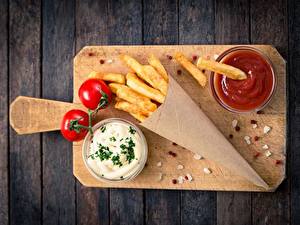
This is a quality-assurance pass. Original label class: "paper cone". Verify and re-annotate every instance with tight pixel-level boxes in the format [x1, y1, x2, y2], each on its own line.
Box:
[141, 76, 268, 189]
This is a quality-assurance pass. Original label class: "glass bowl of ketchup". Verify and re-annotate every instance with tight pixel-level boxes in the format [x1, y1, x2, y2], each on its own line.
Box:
[210, 46, 276, 113]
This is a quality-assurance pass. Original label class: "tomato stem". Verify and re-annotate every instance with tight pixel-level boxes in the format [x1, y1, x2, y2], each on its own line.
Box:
[93, 90, 109, 116]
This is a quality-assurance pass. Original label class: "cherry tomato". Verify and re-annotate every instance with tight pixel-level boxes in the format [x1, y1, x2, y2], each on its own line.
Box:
[78, 79, 112, 110]
[61, 109, 90, 142]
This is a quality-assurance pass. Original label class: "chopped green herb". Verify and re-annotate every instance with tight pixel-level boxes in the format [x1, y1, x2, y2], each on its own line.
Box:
[120, 137, 136, 163]
[89, 143, 112, 161]
[120, 176, 124, 179]
[101, 174, 104, 177]
[110, 136, 116, 142]
[120, 138, 123, 142]
[111, 154, 123, 167]
[129, 126, 136, 134]
[100, 126, 106, 133]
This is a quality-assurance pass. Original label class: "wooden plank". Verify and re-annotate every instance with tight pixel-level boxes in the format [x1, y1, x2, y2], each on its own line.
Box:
[250, 0, 290, 224]
[215, 1, 252, 225]
[289, 0, 300, 224]
[179, 1, 216, 225]
[42, 0, 75, 225]
[0, 0, 8, 224]
[9, 1, 42, 225]
[143, 1, 180, 225]
[73, 45, 286, 191]
[75, 1, 110, 225]
[215, 0, 250, 44]
[107, 1, 144, 224]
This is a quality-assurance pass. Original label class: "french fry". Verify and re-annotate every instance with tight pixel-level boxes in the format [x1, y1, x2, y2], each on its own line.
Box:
[174, 52, 207, 87]
[126, 73, 165, 103]
[196, 57, 247, 80]
[115, 100, 152, 117]
[88, 71, 125, 84]
[116, 85, 157, 112]
[129, 112, 147, 122]
[120, 54, 155, 87]
[148, 54, 169, 81]
[142, 65, 168, 95]
[108, 83, 124, 94]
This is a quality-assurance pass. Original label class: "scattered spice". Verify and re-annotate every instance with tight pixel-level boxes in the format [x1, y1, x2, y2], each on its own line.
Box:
[186, 173, 193, 181]
[257, 110, 264, 114]
[167, 55, 173, 60]
[203, 168, 212, 174]
[251, 120, 257, 124]
[244, 136, 251, 145]
[184, 175, 189, 180]
[193, 154, 203, 160]
[172, 142, 178, 146]
[172, 179, 177, 184]
[263, 126, 271, 134]
[88, 52, 94, 56]
[99, 59, 105, 64]
[156, 161, 162, 167]
[232, 119, 238, 128]
[254, 136, 259, 141]
[235, 126, 241, 132]
[177, 164, 184, 170]
[265, 150, 272, 157]
[254, 152, 261, 158]
[229, 134, 233, 139]
[262, 144, 269, 150]
[157, 172, 163, 181]
[202, 69, 206, 73]
[275, 159, 282, 165]
[192, 55, 198, 61]
[177, 69, 182, 75]
[252, 124, 258, 129]
[106, 59, 113, 64]
[168, 151, 177, 157]
[178, 176, 184, 184]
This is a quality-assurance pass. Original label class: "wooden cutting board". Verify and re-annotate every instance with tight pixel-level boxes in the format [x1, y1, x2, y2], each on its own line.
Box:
[10, 45, 286, 191]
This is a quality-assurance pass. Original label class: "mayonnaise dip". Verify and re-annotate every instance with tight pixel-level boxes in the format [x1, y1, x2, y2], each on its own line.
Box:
[86, 120, 146, 180]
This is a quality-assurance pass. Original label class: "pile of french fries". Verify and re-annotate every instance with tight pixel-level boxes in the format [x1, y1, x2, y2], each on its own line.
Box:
[88, 51, 247, 122]
[88, 54, 168, 122]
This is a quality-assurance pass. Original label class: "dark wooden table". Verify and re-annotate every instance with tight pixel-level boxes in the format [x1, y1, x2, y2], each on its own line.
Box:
[0, 0, 298, 224]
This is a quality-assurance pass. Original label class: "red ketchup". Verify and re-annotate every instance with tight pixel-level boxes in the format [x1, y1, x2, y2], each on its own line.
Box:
[212, 49, 275, 112]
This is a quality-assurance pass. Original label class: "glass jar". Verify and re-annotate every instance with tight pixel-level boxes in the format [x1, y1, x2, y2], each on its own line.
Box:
[82, 118, 148, 183]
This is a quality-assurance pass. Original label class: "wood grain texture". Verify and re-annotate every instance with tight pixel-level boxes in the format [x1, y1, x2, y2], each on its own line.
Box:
[250, 1, 290, 224]
[73, 45, 286, 192]
[75, 1, 110, 225]
[106, 1, 144, 224]
[215, 1, 251, 225]
[42, 0, 76, 224]
[9, 1, 42, 225]
[179, 1, 216, 225]
[215, 0, 249, 44]
[289, 0, 300, 224]
[0, 0, 8, 224]
[143, 1, 180, 225]
[10, 97, 77, 134]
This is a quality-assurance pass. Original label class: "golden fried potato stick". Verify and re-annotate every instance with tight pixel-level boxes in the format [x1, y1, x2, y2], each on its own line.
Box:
[129, 112, 147, 122]
[148, 54, 169, 82]
[120, 54, 155, 87]
[126, 73, 165, 103]
[115, 100, 152, 117]
[174, 52, 207, 87]
[116, 85, 157, 112]
[196, 57, 247, 80]
[142, 65, 168, 95]
[88, 71, 125, 84]
[108, 83, 125, 94]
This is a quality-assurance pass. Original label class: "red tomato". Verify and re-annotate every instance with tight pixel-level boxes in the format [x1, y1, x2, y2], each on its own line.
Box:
[61, 109, 89, 142]
[78, 79, 112, 110]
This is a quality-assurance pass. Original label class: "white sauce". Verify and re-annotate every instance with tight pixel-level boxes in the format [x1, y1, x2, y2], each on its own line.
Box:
[87, 121, 143, 180]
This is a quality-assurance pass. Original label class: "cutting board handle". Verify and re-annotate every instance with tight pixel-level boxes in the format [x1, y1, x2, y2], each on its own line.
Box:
[10, 96, 81, 134]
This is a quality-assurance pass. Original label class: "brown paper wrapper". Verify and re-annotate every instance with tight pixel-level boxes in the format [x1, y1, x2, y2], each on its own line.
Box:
[141, 76, 268, 189]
